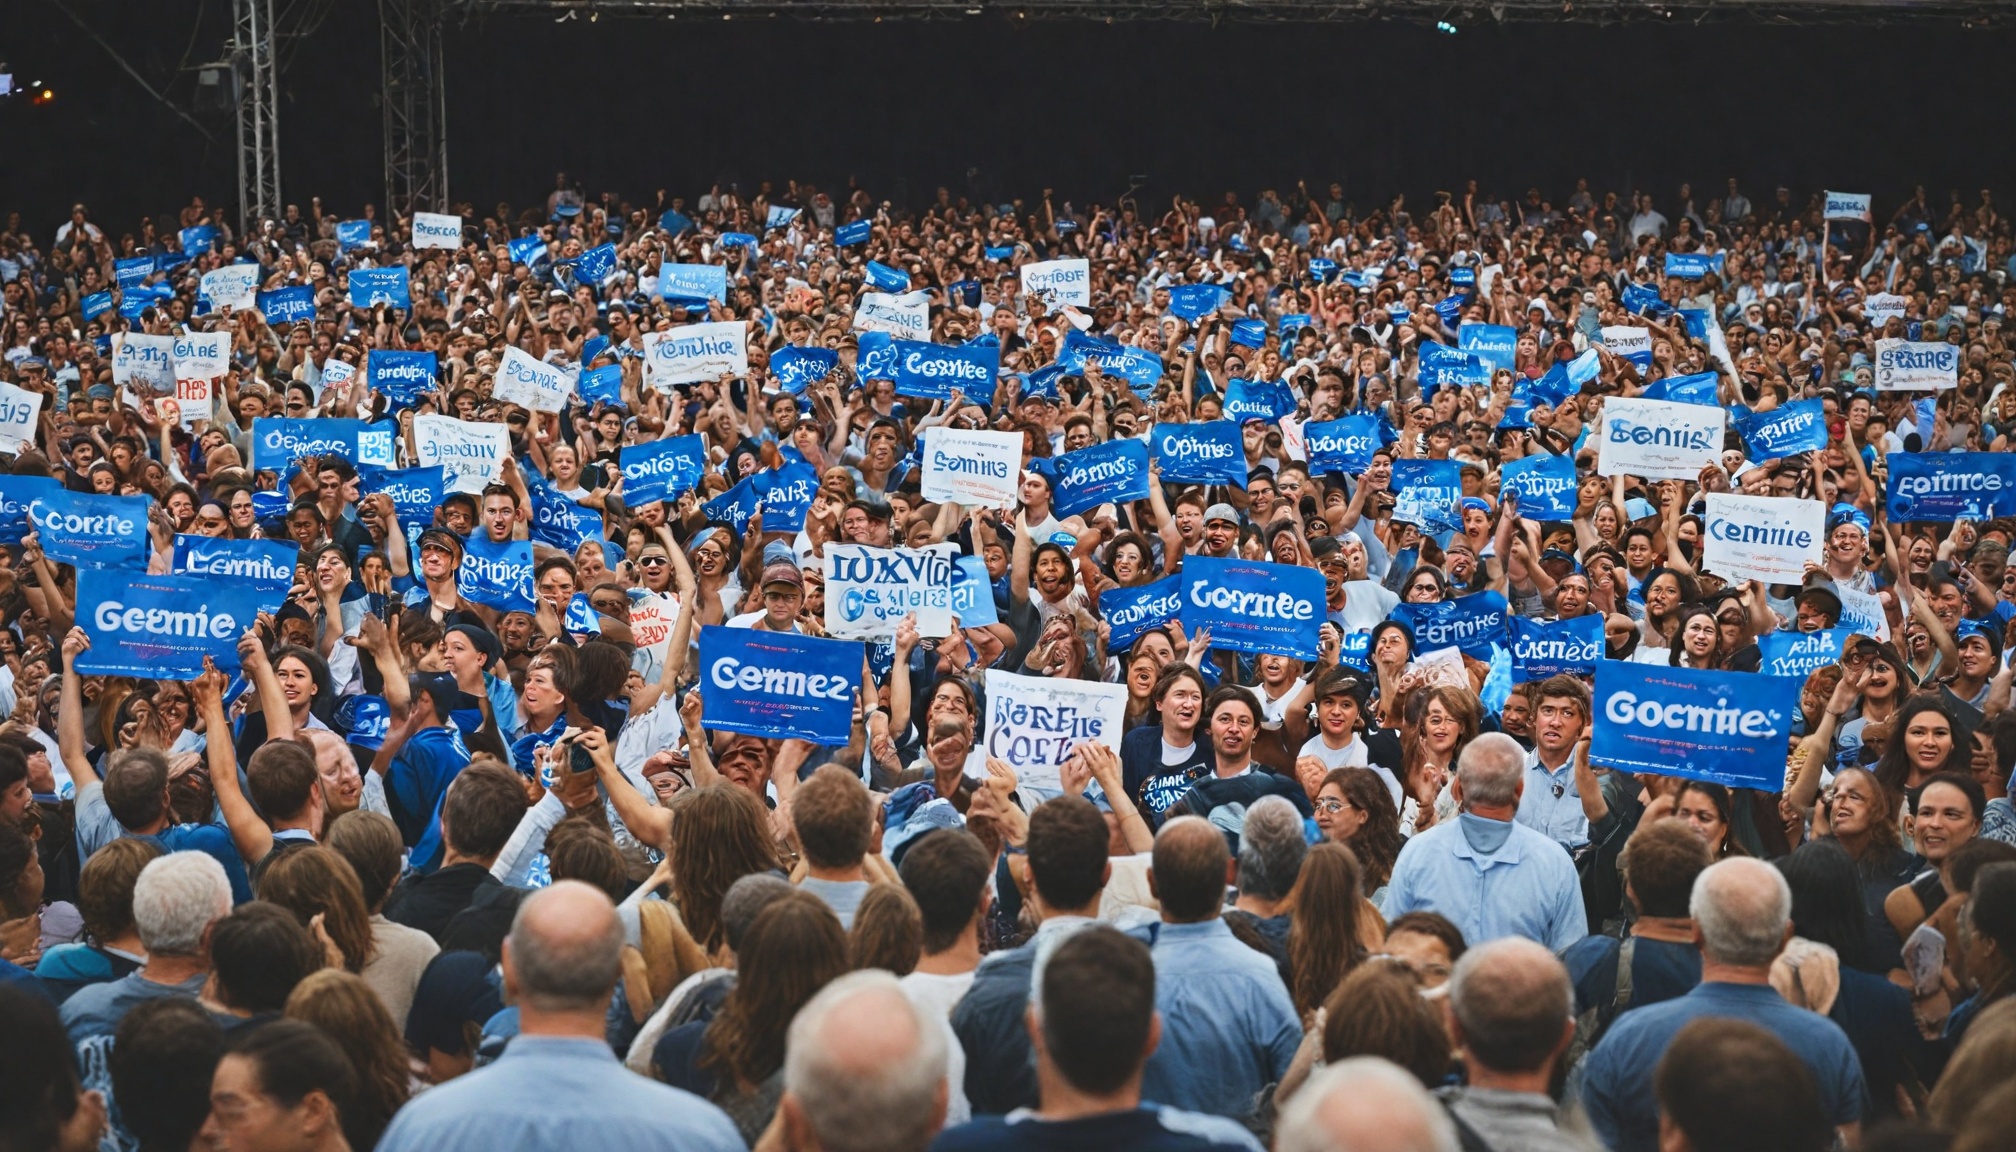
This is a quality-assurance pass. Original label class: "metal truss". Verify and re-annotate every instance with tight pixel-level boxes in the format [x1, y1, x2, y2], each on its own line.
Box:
[382, 0, 451, 218]
[234, 0, 283, 233]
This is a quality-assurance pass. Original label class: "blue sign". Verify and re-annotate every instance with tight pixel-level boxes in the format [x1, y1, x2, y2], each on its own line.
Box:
[659, 263, 727, 305]
[336, 220, 372, 252]
[82, 291, 114, 322]
[1458, 323, 1516, 373]
[1389, 459, 1464, 536]
[1758, 627, 1852, 679]
[1664, 253, 1713, 280]
[120, 284, 172, 320]
[258, 286, 316, 325]
[719, 232, 758, 249]
[866, 261, 911, 293]
[1737, 399, 1828, 462]
[508, 235, 545, 266]
[1222, 378, 1295, 424]
[115, 256, 154, 289]
[755, 464, 819, 534]
[950, 555, 999, 628]
[659, 210, 694, 236]
[75, 570, 274, 680]
[1591, 661, 1800, 789]
[837, 220, 873, 247]
[570, 243, 616, 286]
[357, 465, 447, 529]
[1508, 615, 1604, 681]
[1339, 628, 1373, 672]
[578, 364, 623, 406]
[1060, 330, 1162, 393]
[179, 225, 217, 256]
[1168, 283, 1229, 322]
[1388, 590, 1510, 660]
[890, 340, 998, 405]
[347, 267, 411, 310]
[1885, 452, 2016, 522]
[1641, 371, 1719, 407]
[770, 346, 838, 395]
[699, 626, 861, 745]
[367, 350, 438, 408]
[1622, 281, 1673, 318]
[1230, 319, 1268, 348]
[1053, 438, 1151, 519]
[171, 536, 300, 594]
[1178, 555, 1324, 661]
[1279, 313, 1314, 338]
[856, 331, 897, 381]
[527, 473, 601, 553]
[1152, 421, 1246, 486]
[251, 418, 390, 473]
[1500, 452, 1578, 522]
[984, 245, 1015, 262]
[459, 535, 535, 614]
[1102, 574, 1182, 652]
[619, 435, 707, 507]
[0, 476, 59, 545]
[703, 476, 764, 535]
[1419, 342, 1492, 392]
[29, 490, 151, 570]
[1303, 416, 1380, 478]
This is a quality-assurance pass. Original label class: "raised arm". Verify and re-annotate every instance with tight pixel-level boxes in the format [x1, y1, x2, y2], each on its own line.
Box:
[198, 655, 271, 864]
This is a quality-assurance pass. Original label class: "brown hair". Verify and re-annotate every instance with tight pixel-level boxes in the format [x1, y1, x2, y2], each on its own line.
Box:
[791, 766, 873, 870]
[256, 846, 375, 973]
[1320, 960, 1452, 1088]
[847, 883, 922, 976]
[1322, 767, 1403, 892]
[1623, 818, 1715, 919]
[545, 816, 626, 901]
[441, 760, 529, 859]
[77, 838, 162, 943]
[324, 811, 403, 911]
[1400, 684, 1481, 799]
[1287, 843, 1368, 1018]
[699, 890, 849, 1086]
[669, 785, 785, 953]
[284, 969, 410, 1151]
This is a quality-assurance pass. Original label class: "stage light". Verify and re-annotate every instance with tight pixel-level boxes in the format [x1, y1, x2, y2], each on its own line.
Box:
[1436, 19, 1458, 33]
[31, 86, 54, 106]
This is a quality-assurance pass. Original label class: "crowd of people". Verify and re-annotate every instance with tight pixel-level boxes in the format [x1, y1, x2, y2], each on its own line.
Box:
[2, 170, 2016, 1152]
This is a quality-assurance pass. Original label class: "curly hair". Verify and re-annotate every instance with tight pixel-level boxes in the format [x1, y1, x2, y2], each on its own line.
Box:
[1323, 767, 1404, 892]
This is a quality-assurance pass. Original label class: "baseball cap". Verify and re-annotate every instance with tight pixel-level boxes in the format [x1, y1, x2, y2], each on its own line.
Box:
[760, 563, 804, 591]
[1204, 503, 1240, 526]
[417, 527, 465, 557]
[409, 672, 482, 717]
[446, 624, 502, 669]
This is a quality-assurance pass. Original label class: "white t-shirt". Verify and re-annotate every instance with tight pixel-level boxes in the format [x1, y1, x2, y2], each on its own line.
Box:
[1298, 734, 1368, 771]
[900, 972, 974, 1126]
[1161, 737, 1198, 766]
[1335, 580, 1399, 632]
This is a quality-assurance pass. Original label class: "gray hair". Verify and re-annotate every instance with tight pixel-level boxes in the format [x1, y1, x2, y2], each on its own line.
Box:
[131, 851, 233, 956]
[1236, 795, 1309, 902]
[784, 970, 948, 1152]
[508, 880, 626, 1011]
[1691, 856, 1793, 968]
[1277, 1058, 1460, 1152]
[1456, 732, 1526, 810]
[1448, 938, 1573, 1074]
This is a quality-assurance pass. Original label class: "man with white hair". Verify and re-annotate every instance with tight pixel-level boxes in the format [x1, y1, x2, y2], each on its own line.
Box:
[1577, 857, 1864, 1152]
[1276, 1058, 1460, 1152]
[1380, 733, 1585, 951]
[1440, 938, 1599, 1150]
[377, 880, 742, 1152]
[780, 970, 947, 1152]
[61, 850, 231, 1042]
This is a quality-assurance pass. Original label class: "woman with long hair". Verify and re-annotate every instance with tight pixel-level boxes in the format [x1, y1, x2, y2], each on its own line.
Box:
[1314, 768, 1405, 900]
[1643, 780, 1748, 860]
[1286, 844, 1375, 1020]
[283, 969, 412, 1151]
[1119, 633, 1176, 731]
[667, 785, 786, 956]
[1886, 772, 1986, 945]
[847, 883, 923, 975]
[256, 846, 376, 975]
[1666, 604, 1724, 669]
[1875, 695, 1974, 815]
[1399, 685, 1479, 835]
[1121, 663, 1213, 818]
[1827, 765, 1924, 973]
[1631, 567, 1694, 658]
[658, 891, 850, 1144]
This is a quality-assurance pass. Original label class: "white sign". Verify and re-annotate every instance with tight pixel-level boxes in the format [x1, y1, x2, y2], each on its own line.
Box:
[320, 357, 356, 397]
[1600, 325, 1653, 360]
[920, 427, 1022, 508]
[824, 543, 956, 640]
[198, 264, 260, 312]
[1835, 584, 1891, 642]
[1702, 494, 1826, 585]
[413, 414, 511, 494]
[1596, 396, 1727, 481]
[495, 345, 573, 413]
[411, 212, 464, 250]
[852, 291, 932, 341]
[642, 321, 748, 388]
[170, 377, 212, 428]
[172, 332, 231, 382]
[982, 669, 1127, 792]
[1021, 258, 1091, 308]
[0, 381, 42, 450]
[111, 333, 176, 396]
[1864, 293, 1908, 326]
[1874, 339, 1958, 392]
[626, 589, 682, 682]
[1824, 191, 1873, 222]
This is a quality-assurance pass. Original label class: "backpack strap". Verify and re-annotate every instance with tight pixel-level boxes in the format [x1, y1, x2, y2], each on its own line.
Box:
[1614, 935, 1638, 1016]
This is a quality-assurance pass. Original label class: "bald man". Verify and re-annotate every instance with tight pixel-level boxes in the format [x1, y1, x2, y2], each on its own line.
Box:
[1440, 939, 1596, 1150]
[1277, 1058, 1459, 1152]
[782, 970, 948, 1152]
[1139, 816, 1302, 1125]
[377, 881, 743, 1152]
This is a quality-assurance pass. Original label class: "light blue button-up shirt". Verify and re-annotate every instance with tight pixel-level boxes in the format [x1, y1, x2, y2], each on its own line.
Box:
[375, 1035, 742, 1152]
[1381, 817, 1587, 953]
[1516, 748, 1590, 851]
[1139, 919, 1303, 1123]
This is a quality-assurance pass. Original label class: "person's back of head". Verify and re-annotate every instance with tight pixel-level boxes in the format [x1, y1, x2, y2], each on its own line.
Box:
[213, 1019, 358, 1152]
[283, 969, 410, 1152]
[848, 883, 922, 975]
[1276, 1057, 1461, 1152]
[792, 766, 874, 871]
[1774, 837, 1874, 970]
[782, 970, 948, 1152]
[1624, 818, 1712, 920]
[1446, 938, 1573, 1077]
[1025, 796, 1110, 915]
[103, 747, 173, 831]
[0, 985, 101, 1152]
[708, 889, 851, 1087]
[255, 846, 374, 974]
[111, 998, 225, 1152]
[1655, 1017, 1829, 1152]
[1930, 998, 2016, 1131]
[896, 829, 991, 958]
[505, 879, 626, 1014]
[543, 816, 626, 901]
[1692, 856, 1794, 969]
[209, 902, 322, 1015]
[1969, 862, 2016, 970]
[720, 873, 796, 958]
[76, 837, 162, 946]
[1236, 795, 1307, 904]
[441, 760, 529, 864]
[132, 851, 234, 958]
[324, 810, 403, 913]
[1454, 732, 1524, 812]
[247, 739, 319, 825]
[1035, 924, 1157, 1098]
[1321, 962, 1452, 1088]
[1150, 815, 1232, 923]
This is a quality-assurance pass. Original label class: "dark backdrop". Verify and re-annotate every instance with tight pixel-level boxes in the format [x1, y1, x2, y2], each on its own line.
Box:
[5, 9, 2013, 236]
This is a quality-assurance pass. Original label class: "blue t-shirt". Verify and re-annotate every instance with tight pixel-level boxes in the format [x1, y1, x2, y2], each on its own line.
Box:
[1580, 982, 1864, 1152]
[1560, 934, 1701, 1034]
[929, 1107, 1262, 1152]
[387, 725, 472, 871]
[138, 823, 254, 905]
